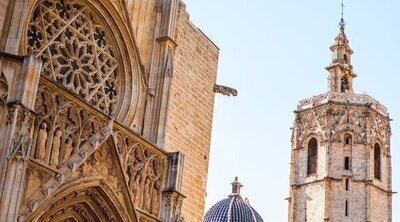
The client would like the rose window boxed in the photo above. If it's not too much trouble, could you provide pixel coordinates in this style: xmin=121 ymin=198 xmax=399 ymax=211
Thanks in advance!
xmin=27 ymin=0 xmax=119 ymax=114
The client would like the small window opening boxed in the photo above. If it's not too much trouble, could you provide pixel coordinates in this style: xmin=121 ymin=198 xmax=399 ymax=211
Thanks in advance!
xmin=344 ymin=157 xmax=350 ymax=170
xmin=345 ymin=179 xmax=349 ymax=191
xmin=307 ymin=138 xmax=318 ymax=175
xmin=345 ymin=200 xmax=349 ymax=216
xmin=344 ymin=134 xmax=352 ymax=145
xmin=374 ymin=144 xmax=381 ymax=180
xmin=343 ymin=54 xmax=348 ymax=64
xmin=341 ymin=76 xmax=350 ymax=93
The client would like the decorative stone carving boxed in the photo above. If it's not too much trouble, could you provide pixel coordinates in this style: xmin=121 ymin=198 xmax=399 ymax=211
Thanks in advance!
xmin=9 ymin=111 xmax=34 ymax=160
xmin=61 ymin=136 xmax=74 ymax=163
xmin=36 ymin=187 xmax=125 ymax=222
xmin=161 ymin=192 xmax=185 ymax=222
xmin=0 ymin=72 xmax=8 ymax=106
xmin=213 ymin=84 xmax=238 ymax=97
xmin=151 ymin=181 xmax=161 ymax=215
xmin=114 ymin=132 xmax=166 ymax=216
xmin=32 ymin=88 xmax=81 ymax=167
xmin=143 ymin=177 xmax=152 ymax=211
xmin=27 ymin=0 xmax=120 ymax=114
xmin=49 ymin=129 xmax=62 ymax=168
xmin=35 ymin=122 xmax=48 ymax=161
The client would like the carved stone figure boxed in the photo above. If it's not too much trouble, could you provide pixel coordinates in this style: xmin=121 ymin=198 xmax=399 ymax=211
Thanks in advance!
xmin=35 ymin=122 xmax=48 ymax=161
xmin=127 ymin=164 xmax=136 ymax=190
xmin=151 ymin=181 xmax=160 ymax=215
xmin=61 ymin=137 xmax=74 ymax=163
xmin=50 ymin=129 xmax=62 ymax=168
xmin=133 ymin=174 xmax=141 ymax=207
xmin=143 ymin=177 xmax=151 ymax=211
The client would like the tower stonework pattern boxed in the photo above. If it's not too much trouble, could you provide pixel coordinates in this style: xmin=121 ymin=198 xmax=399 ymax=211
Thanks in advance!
xmin=288 ymin=25 xmax=393 ymax=221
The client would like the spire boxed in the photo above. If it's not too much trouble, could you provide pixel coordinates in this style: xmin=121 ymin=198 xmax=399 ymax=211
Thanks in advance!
xmin=325 ymin=1 xmax=357 ymax=94
xmin=339 ymin=0 xmax=346 ymax=30
xmin=229 ymin=177 xmax=243 ymax=197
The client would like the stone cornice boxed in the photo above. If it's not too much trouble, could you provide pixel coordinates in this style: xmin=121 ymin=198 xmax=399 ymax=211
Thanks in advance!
xmin=297 ymin=92 xmax=389 ymax=117
xmin=292 ymin=177 xmax=393 ymax=194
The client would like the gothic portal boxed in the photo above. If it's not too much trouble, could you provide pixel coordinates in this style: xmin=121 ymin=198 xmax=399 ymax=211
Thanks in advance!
xmin=0 ymin=0 xmax=220 ymax=221
xmin=287 ymin=22 xmax=393 ymax=221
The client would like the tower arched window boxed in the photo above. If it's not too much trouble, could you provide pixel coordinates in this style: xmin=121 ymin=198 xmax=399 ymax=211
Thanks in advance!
xmin=374 ymin=144 xmax=381 ymax=180
xmin=343 ymin=54 xmax=349 ymax=64
xmin=341 ymin=76 xmax=350 ymax=93
xmin=344 ymin=133 xmax=352 ymax=145
xmin=307 ymin=138 xmax=318 ymax=175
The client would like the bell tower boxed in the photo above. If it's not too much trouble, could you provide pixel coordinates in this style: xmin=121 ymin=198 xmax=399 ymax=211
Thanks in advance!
xmin=287 ymin=5 xmax=393 ymax=222
xmin=326 ymin=20 xmax=356 ymax=93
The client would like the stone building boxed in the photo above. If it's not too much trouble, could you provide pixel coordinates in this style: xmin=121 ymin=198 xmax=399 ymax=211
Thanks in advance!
xmin=287 ymin=19 xmax=393 ymax=221
xmin=0 ymin=0 xmax=224 ymax=221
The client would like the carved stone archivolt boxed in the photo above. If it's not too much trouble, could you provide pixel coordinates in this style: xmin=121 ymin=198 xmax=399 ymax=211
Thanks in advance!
xmin=33 ymin=182 xmax=128 ymax=222
xmin=27 ymin=0 xmax=120 ymax=115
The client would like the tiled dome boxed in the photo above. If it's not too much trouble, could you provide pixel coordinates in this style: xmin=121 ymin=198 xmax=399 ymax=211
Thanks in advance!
xmin=204 ymin=177 xmax=264 ymax=222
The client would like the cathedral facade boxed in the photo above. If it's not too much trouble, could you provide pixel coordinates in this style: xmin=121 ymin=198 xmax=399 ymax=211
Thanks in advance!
xmin=287 ymin=23 xmax=393 ymax=221
xmin=0 ymin=0 xmax=220 ymax=221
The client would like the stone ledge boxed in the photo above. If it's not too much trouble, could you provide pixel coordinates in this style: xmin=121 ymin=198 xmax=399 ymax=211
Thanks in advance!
xmin=297 ymin=92 xmax=388 ymax=116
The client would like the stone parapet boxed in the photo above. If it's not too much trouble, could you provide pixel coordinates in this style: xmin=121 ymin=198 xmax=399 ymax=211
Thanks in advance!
xmin=297 ymin=92 xmax=388 ymax=116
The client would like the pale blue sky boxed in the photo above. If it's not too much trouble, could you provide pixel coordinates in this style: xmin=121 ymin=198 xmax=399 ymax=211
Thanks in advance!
xmin=183 ymin=0 xmax=400 ymax=221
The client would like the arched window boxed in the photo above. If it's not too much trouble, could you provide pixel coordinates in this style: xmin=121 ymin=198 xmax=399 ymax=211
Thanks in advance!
xmin=343 ymin=54 xmax=348 ymax=64
xmin=341 ymin=76 xmax=350 ymax=93
xmin=374 ymin=144 xmax=381 ymax=180
xmin=307 ymin=138 xmax=318 ymax=175
xmin=344 ymin=133 xmax=352 ymax=145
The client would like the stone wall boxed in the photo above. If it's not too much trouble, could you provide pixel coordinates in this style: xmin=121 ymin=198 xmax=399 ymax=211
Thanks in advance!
xmin=289 ymin=101 xmax=392 ymax=221
xmin=163 ymin=2 xmax=219 ymax=221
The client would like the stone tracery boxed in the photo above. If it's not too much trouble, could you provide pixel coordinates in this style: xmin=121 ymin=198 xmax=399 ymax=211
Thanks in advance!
xmin=114 ymin=132 xmax=165 ymax=216
xmin=27 ymin=0 xmax=120 ymax=114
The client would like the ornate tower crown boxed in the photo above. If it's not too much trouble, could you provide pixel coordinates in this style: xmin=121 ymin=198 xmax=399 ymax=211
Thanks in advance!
xmin=325 ymin=2 xmax=357 ymax=93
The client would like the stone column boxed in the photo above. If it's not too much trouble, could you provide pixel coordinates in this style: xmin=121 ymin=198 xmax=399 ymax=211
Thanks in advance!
xmin=142 ymin=0 xmax=179 ymax=146
xmin=160 ymin=152 xmax=186 ymax=222
xmin=0 ymin=54 xmax=41 ymax=222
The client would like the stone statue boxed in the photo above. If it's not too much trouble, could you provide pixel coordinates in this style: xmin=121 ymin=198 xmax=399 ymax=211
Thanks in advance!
xmin=133 ymin=174 xmax=141 ymax=207
xmin=151 ymin=181 xmax=160 ymax=215
xmin=10 ymin=113 xmax=32 ymax=160
xmin=127 ymin=164 xmax=135 ymax=190
xmin=61 ymin=137 xmax=73 ymax=163
xmin=50 ymin=129 xmax=62 ymax=168
xmin=143 ymin=177 xmax=151 ymax=211
xmin=35 ymin=122 xmax=48 ymax=162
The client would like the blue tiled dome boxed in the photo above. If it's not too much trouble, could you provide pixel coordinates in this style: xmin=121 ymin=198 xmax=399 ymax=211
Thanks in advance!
xmin=204 ymin=178 xmax=264 ymax=222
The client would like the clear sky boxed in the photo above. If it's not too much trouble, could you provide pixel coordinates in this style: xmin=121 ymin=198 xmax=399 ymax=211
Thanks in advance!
xmin=183 ymin=0 xmax=400 ymax=221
